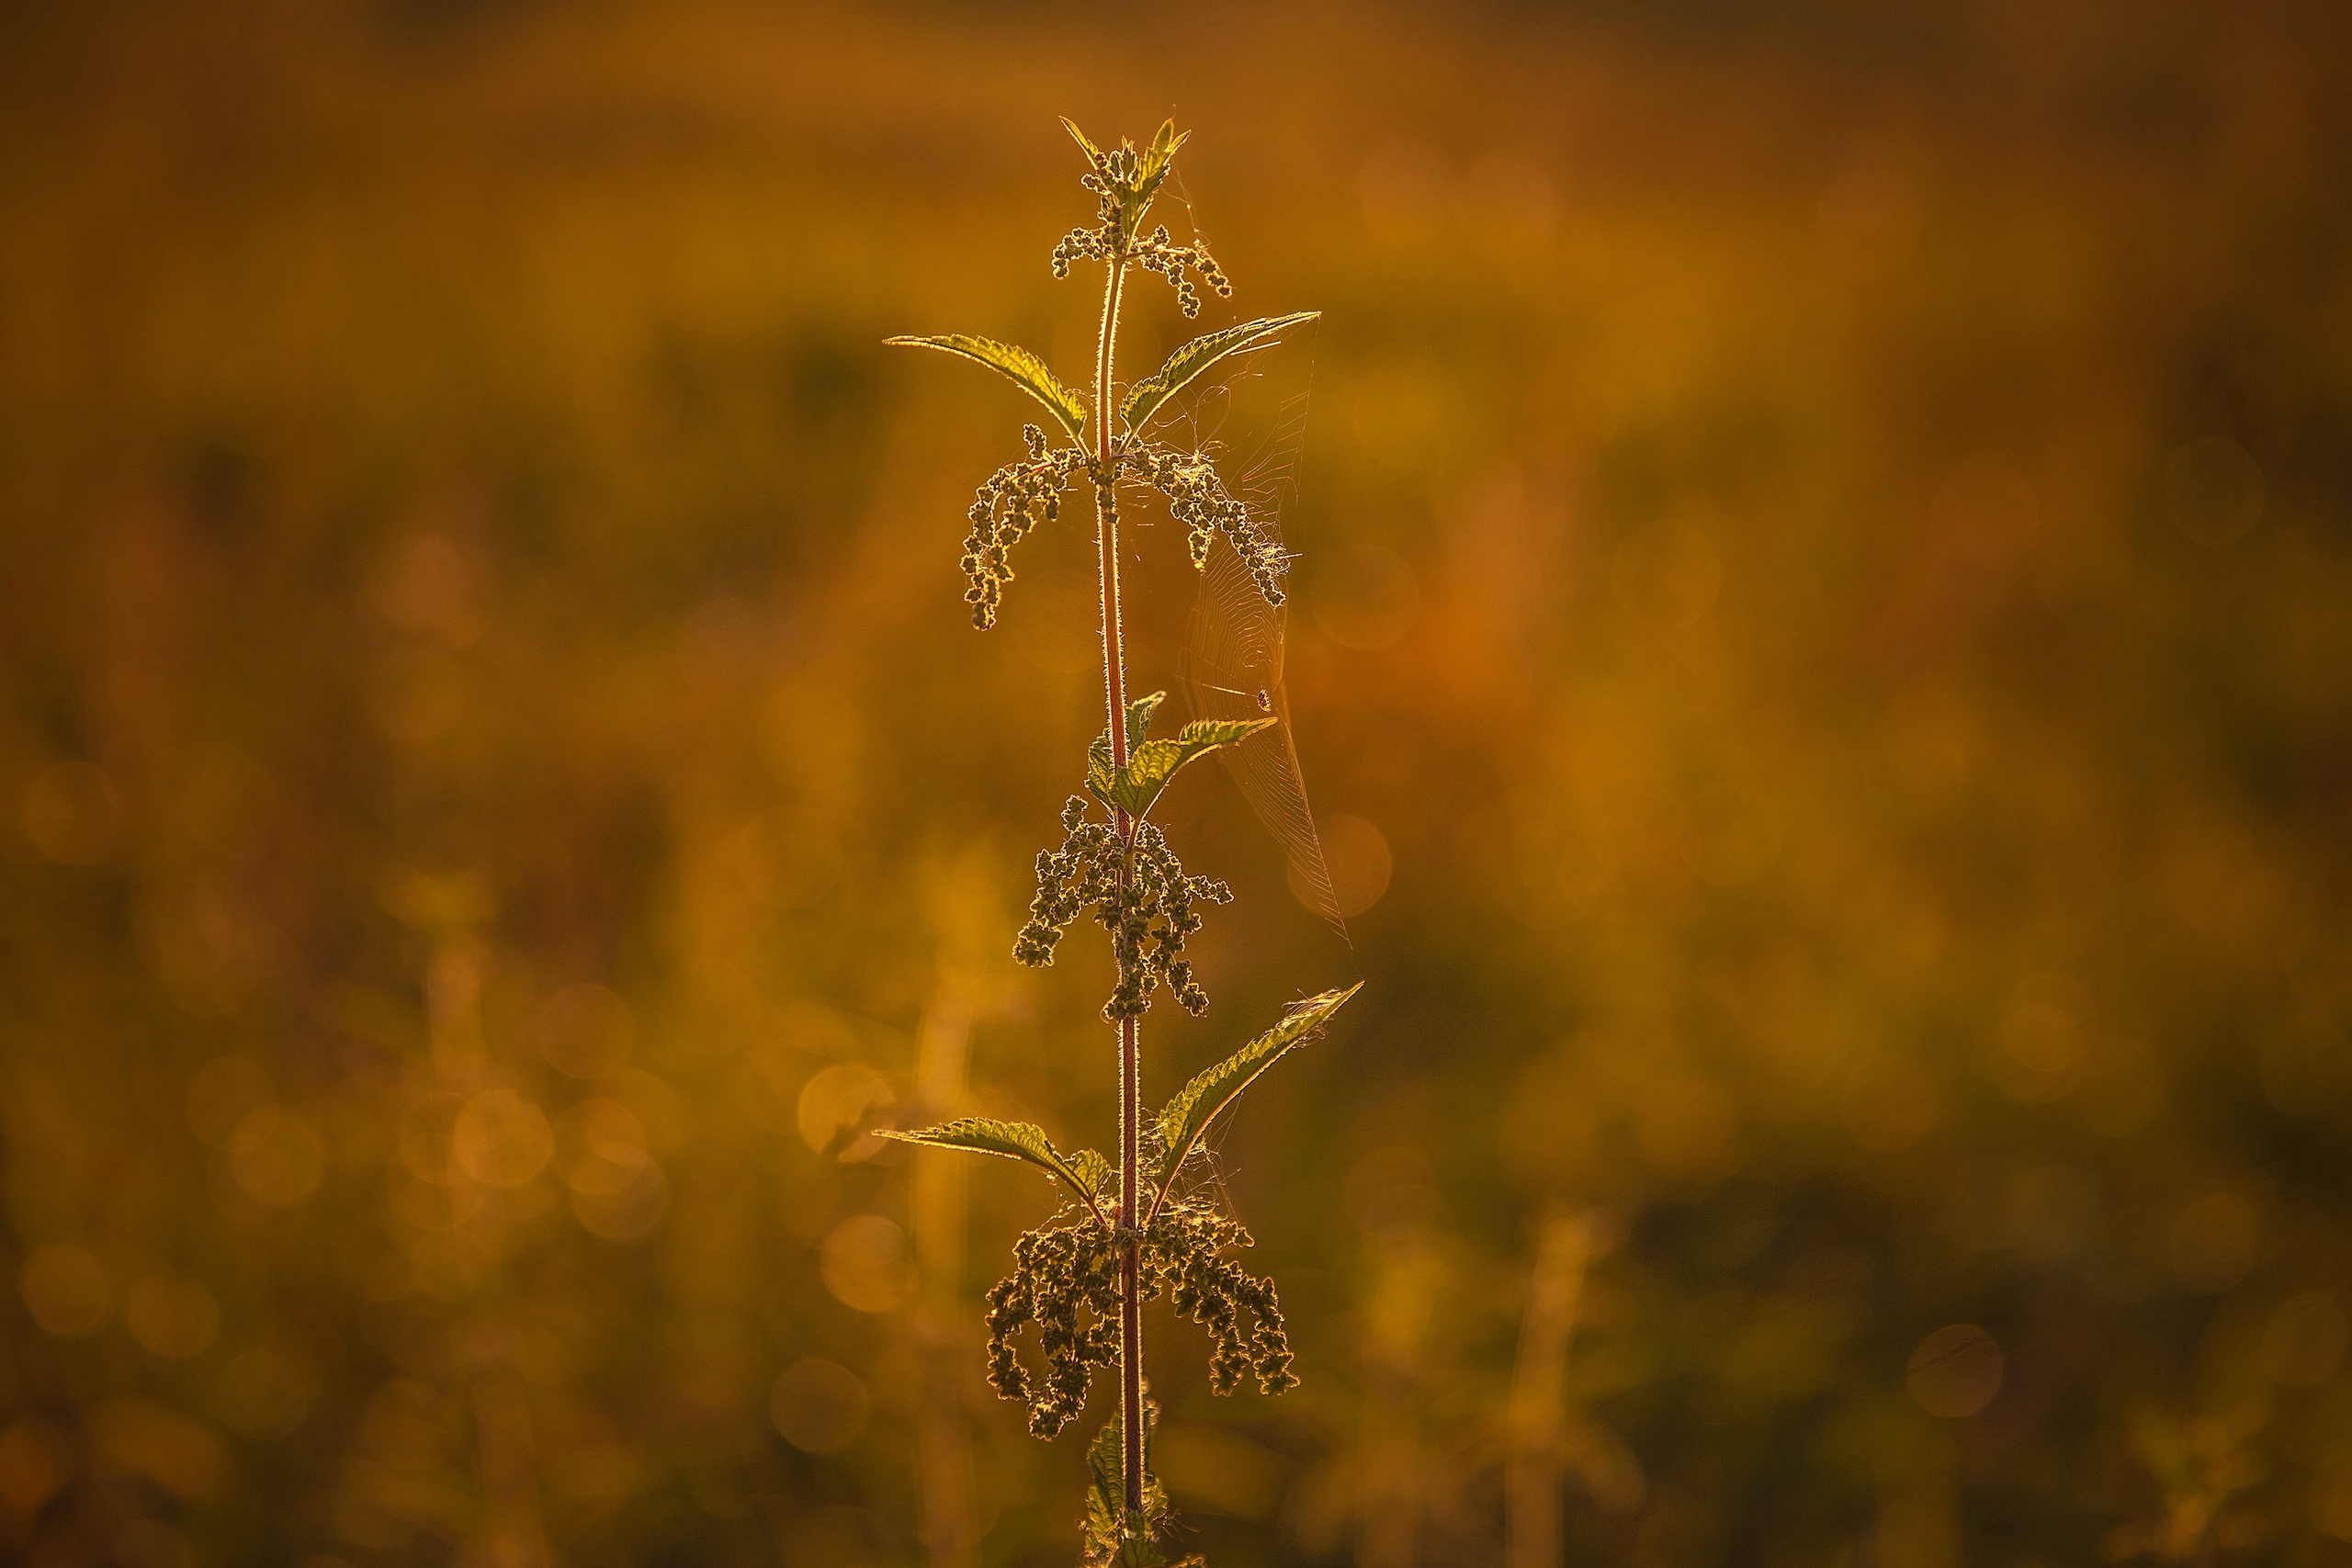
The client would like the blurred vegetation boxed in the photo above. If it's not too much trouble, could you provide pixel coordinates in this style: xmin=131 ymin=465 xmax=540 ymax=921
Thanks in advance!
xmin=4 ymin=2 xmax=2351 ymax=1565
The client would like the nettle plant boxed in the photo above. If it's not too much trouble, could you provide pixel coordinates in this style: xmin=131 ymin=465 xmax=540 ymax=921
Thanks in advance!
xmin=885 ymin=120 xmax=1358 ymax=1564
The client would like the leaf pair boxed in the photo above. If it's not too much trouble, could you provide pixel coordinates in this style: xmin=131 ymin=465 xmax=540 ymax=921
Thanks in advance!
xmin=886 ymin=310 xmax=1319 ymax=461
xmin=885 ymin=984 xmax=1360 ymax=1227
xmin=1088 ymin=691 xmax=1276 ymax=819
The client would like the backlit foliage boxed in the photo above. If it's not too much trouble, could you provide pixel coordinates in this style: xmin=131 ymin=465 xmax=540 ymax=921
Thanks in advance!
xmin=5 ymin=5 xmax=2351 ymax=1566
xmin=890 ymin=118 xmax=1344 ymax=1563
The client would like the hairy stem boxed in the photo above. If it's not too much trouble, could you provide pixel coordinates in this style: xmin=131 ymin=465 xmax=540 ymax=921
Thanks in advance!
xmin=1091 ymin=241 xmax=1147 ymax=1520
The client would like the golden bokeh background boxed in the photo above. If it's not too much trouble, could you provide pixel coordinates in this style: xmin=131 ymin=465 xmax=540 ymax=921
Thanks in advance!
xmin=5 ymin=2 xmax=2351 ymax=1564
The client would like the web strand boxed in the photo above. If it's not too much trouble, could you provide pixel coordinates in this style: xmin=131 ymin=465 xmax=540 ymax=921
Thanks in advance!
xmin=1180 ymin=534 xmax=1349 ymax=943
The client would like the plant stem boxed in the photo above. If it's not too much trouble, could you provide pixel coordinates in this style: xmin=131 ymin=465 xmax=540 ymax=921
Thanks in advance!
xmin=1090 ymin=243 xmax=1147 ymax=1519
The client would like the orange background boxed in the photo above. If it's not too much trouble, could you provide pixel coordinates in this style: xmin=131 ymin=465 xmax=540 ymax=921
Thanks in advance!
xmin=4 ymin=3 xmax=2351 ymax=1564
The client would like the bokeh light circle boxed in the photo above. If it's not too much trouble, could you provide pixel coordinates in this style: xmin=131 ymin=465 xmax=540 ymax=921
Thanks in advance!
xmin=20 ymin=1245 xmax=110 ymax=1337
xmin=770 ymin=1358 xmax=869 ymax=1453
xmin=1905 ymin=1324 xmax=2004 ymax=1417
xmin=126 ymin=1274 xmax=221 ymax=1359
xmin=820 ymin=1216 xmax=909 ymax=1314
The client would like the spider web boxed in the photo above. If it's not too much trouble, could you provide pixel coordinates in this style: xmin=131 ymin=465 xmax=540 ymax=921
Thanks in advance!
xmin=1169 ymin=351 xmax=1350 ymax=944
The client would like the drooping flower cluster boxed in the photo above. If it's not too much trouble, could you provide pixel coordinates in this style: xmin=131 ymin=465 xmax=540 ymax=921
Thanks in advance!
xmin=1132 ymin=223 xmax=1231 ymax=319
xmin=984 ymin=1209 xmax=1120 ymax=1438
xmin=1014 ymin=795 xmax=1232 ymax=1021
xmin=1125 ymin=443 xmax=1289 ymax=604
xmin=1053 ymin=217 xmax=1230 ymax=319
xmin=984 ymin=1198 xmax=1295 ymax=1439
xmin=961 ymin=424 xmax=1087 ymax=628
xmin=1049 ymin=223 xmax=1112 ymax=280
xmin=1161 ymin=1204 xmax=1297 ymax=1397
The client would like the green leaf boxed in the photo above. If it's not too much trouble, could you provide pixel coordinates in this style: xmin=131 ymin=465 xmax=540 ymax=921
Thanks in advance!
xmin=1136 ymin=119 xmax=1186 ymax=188
xmin=881 ymin=1118 xmax=1108 ymax=1213
xmin=1086 ymin=692 xmax=1170 ymax=802
xmin=884 ymin=333 xmax=1090 ymax=448
xmin=1087 ymin=692 xmax=1169 ymax=806
xmin=1062 ymin=117 xmax=1102 ymax=167
xmin=1084 ymin=1411 xmax=1171 ymax=1568
xmin=1121 ymin=312 xmax=1320 ymax=434
xmin=1085 ymin=1416 xmax=1124 ymax=1533
xmin=1108 ymin=120 xmax=1189 ymax=241
xmin=1151 ymin=984 xmax=1363 ymax=1215
xmin=1125 ymin=691 xmax=1167 ymax=744
xmin=1067 ymin=1147 xmax=1115 ymax=1204
xmin=1086 ymin=696 xmax=1277 ymax=818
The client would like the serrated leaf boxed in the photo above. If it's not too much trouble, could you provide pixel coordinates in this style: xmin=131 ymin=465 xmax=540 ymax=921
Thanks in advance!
xmin=1121 ymin=312 xmax=1320 ymax=434
xmin=1086 ymin=694 xmax=1276 ymax=818
xmin=1086 ymin=1415 xmax=1123 ymax=1531
xmin=1151 ymin=984 xmax=1363 ymax=1217
xmin=1103 ymin=120 xmax=1188 ymax=242
xmin=1088 ymin=691 xmax=1169 ymax=805
xmin=1062 ymin=117 xmax=1102 ymax=166
xmin=881 ymin=1117 xmax=1107 ymax=1216
xmin=1086 ymin=691 xmax=1171 ymax=806
xmin=1084 ymin=1411 xmax=1170 ymax=1568
xmin=1067 ymin=1147 xmax=1115 ymax=1204
xmin=1137 ymin=119 xmax=1185 ymax=187
xmin=884 ymin=333 xmax=1090 ymax=448
xmin=1125 ymin=691 xmax=1166 ymax=743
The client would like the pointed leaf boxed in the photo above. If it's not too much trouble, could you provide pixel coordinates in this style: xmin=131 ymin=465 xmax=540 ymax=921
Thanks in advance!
xmin=881 ymin=1117 xmax=1108 ymax=1215
xmin=1104 ymin=121 xmax=1187 ymax=241
xmin=1138 ymin=119 xmax=1185 ymax=186
xmin=1062 ymin=117 xmax=1103 ymax=167
xmin=885 ymin=333 xmax=1090 ymax=447
xmin=1152 ymin=985 xmax=1363 ymax=1215
xmin=1176 ymin=716 xmax=1279 ymax=750
xmin=1121 ymin=312 xmax=1320 ymax=434
xmin=1085 ymin=1415 xmax=1124 ymax=1534
xmin=1126 ymin=691 xmax=1167 ymax=744
xmin=1084 ymin=1410 xmax=1171 ymax=1568
xmin=1067 ymin=1147 xmax=1115 ymax=1204
xmin=1086 ymin=704 xmax=1278 ymax=818
xmin=1086 ymin=692 xmax=1172 ymax=806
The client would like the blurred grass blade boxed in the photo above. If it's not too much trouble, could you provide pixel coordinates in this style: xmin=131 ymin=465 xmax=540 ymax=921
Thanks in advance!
xmin=886 ymin=333 xmax=1091 ymax=448
xmin=1122 ymin=312 xmax=1318 ymax=434
xmin=1151 ymin=984 xmax=1362 ymax=1217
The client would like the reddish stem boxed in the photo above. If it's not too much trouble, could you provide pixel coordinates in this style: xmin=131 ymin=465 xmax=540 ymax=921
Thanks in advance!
xmin=1090 ymin=240 xmax=1147 ymax=1520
